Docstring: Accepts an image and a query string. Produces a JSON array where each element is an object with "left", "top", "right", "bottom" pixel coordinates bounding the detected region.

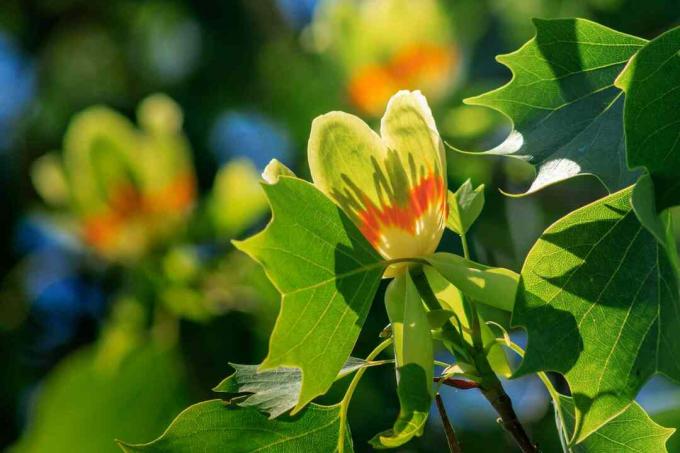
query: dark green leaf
[
  {"left": 370, "top": 273, "right": 433, "bottom": 448},
  {"left": 514, "top": 187, "right": 680, "bottom": 443},
  {"left": 213, "top": 358, "right": 369, "bottom": 419},
  {"left": 631, "top": 173, "right": 667, "bottom": 245},
  {"left": 465, "top": 18, "right": 645, "bottom": 194},
  {"left": 616, "top": 26, "right": 680, "bottom": 210},
  {"left": 447, "top": 179, "right": 485, "bottom": 235},
  {"left": 234, "top": 177, "right": 385, "bottom": 412},
  {"left": 557, "top": 396, "right": 673, "bottom": 452},
  {"left": 118, "top": 401, "right": 353, "bottom": 453}
]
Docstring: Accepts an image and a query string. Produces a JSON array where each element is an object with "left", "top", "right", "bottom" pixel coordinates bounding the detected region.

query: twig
[
  {"left": 435, "top": 393, "right": 463, "bottom": 453},
  {"left": 434, "top": 376, "right": 479, "bottom": 390},
  {"left": 478, "top": 375, "right": 538, "bottom": 453}
]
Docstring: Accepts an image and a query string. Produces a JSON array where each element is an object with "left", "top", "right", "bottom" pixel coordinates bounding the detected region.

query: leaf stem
[
  {"left": 435, "top": 393, "right": 463, "bottom": 453},
  {"left": 337, "top": 338, "right": 393, "bottom": 453},
  {"left": 460, "top": 233, "right": 471, "bottom": 261}
]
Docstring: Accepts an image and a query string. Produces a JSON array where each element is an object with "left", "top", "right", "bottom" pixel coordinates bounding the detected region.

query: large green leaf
[
  {"left": 425, "top": 252, "right": 519, "bottom": 312},
  {"left": 234, "top": 176, "right": 386, "bottom": 413},
  {"left": 514, "top": 187, "right": 680, "bottom": 443},
  {"left": 616, "top": 26, "right": 680, "bottom": 210},
  {"left": 557, "top": 396, "right": 674, "bottom": 452},
  {"left": 371, "top": 273, "right": 433, "bottom": 448},
  {"left": 213, "top": 357, "right": 369, "bottom": 419},
  {"left": 11, "top": 344, "right": 190, "bottom": 453},
  {"left": 465, "top": 18, "right": 645, "bottom": 194},
  {"left": 118, "top": 401, "right": 353, "bottom": 452}
]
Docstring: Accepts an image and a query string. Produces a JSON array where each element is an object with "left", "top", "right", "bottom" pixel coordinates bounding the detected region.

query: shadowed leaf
[
  {"left": 514, "top": 187, "right": 680, "bottom": 443},
  {"left": 465, "top": 18, "right": 645, "bottom": 194}
]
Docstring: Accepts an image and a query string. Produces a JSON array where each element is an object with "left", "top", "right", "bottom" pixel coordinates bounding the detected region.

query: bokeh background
[{"left": 1, "top": 1, "right": 679, "bottom": 452}]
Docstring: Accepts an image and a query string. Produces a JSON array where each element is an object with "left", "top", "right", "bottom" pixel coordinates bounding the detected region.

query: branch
[
  {"left": 478, "top": 374, "right": 538, "bottom": 453},
  {"left": 435, "top": 393, "right": 463, "bottom": 453}
]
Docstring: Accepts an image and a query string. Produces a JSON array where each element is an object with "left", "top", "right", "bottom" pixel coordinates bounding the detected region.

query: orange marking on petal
[{"left": 357, "top": 172, "right": 446, "bottom": 248}]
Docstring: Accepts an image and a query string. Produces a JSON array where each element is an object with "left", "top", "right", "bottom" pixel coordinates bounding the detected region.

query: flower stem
[{"left": 337, "top": 338, "right": 393, "bottom": 453}]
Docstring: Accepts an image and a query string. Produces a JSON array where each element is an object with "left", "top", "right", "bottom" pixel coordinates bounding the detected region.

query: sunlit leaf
[
  {"left": 465, "top": 18, "right": 645, "bottom": 194},
  {"left": 370, "top": 273, "right": 432, "bottom": 448},
  {"left": 514, "top": 187, "right": 680, "bottom": 443},
  {"left": 425, "top": 252, "right": 518, "bottom": 312},
  {"left": 234, "top": 176, "right": 385, "bottom": 412}
]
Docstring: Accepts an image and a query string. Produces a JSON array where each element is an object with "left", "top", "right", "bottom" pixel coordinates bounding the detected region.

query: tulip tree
[{"left": 119, "top": 18, "right": 680, "bottom": 453}]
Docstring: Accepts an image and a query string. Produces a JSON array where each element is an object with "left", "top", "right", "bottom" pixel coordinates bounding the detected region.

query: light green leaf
[
  {"left": 118, "top": 401, "right": 353, "bottom": 453},
  {"left": 557, "top": 396, "right": 674, "bottom": 452},
  {"left": 615, "top": 25, "right": 680, "bottom": 210},
  {"left": 425, "top": 252, "right": 519, "bottom": 312},
  {"left": 514, "top": 187, "right": 680, "bottom": 443},
  {"left": 371, "top": 273, "right": 433, "bottom": 448},
  {"left": 424, "top": 267, "right": 512, "bottom": 377},
  {"left": 234, "top": 176, "right": 385, "bottom": 413},
  {"left": 213, "top": 357, "right": 369, "bottom": 419},
  {"left": 464, "top": 18, "right": 645, "bottom": 194},
  {"left": 447, "top": 179, "right": 485, "bottom": 235}
]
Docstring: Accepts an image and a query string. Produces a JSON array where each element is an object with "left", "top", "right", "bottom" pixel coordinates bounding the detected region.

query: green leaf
[
  {"left": 425, "top": 252, "right": 519, "bottom": 312},
  {"left": 615, "top": 25, "right": 680, "bottom": 210},
  {"left": 631, "top": 173, "right": 667, "bottom": 245},
  {"left": 11, "top": 344, "right": 190, "bottom": 453},
  {"left": 118, "top": 401, "right": 353, "bottom": 453},
  {"left": 424, "top": 267, "right": 512, "bottom": 377},
  {"left": 234, "top": 176, "right": 386, "bottom": 413},
  {"left": 514, "top": 187, "right": 680, "bottom": 443},
  {"left": 447, "top": 179, "right": 485, "bottom": 235},
  {"left": 464, "top": 18, "right": 645, "bottom": 194},
  {"left": 213, "top": 357, "right": 369, "bottom": 419},
  {"left": 557, "top": 396, "right": 674, "bottom": 452},
  {"left": 371, "top": 273, "right": 433, "bottom": 448}
]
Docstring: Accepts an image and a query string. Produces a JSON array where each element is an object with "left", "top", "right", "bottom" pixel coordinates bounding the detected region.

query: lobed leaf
[
  {"left": 234, "top": 177, "right": 386, "bottom": 413},
  {"left": 465, "top": 18, "right": 645, "bottom": 194},
  {"left": 557, "top": 396, "right": 673, "bottom": 452},
  {"left": 616, "top": 25, "right": 680, "bottom": 210},
  {"left": 514, "top": 187, "right": 680, "bottom": 442},
  {"left": 118, "top": 401, "right": 353, "bottom": 452}
]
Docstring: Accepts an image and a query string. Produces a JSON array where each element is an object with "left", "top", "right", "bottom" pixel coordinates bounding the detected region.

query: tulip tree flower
[
  {"left": 31, "top": 94, "right": 196, "bottom": 261},
  {"left": 309, "top": 90, "right": 447, "bottom": 276},
  {"left": 311, "top": 0, "right": 458, "bottom": 116}
]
